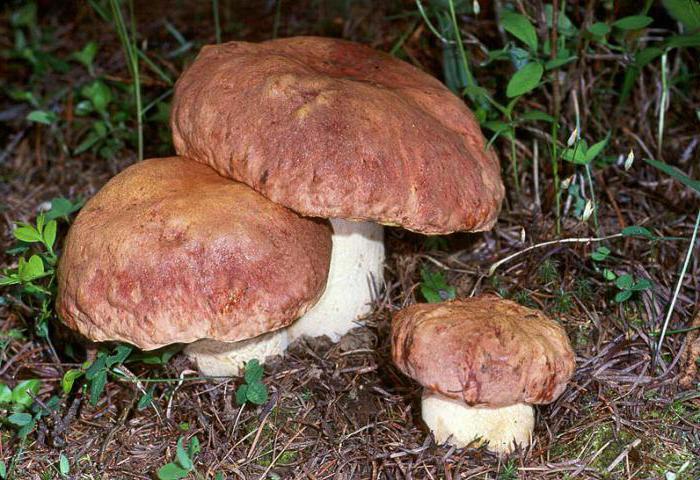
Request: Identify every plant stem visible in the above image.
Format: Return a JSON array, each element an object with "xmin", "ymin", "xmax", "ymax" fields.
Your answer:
[
  {"xmin": 109, "ymin": 0, "xmax": 143, "ymax": 161},
  {"xmin": 272, "ymin": 0, "xmax": 282, "ymax": 39},
  {"xmin": 212, "ymin": 0, "xmax": 221, "ymax": 43},
  {"xmin": 488, "ymin": 233, "xmax": 624, "ymax": 276},
  {"xmin": 655, "ymin": 208, "xmax": 700, "ymax": 366},
  {"xmin": 447, "ymin": 0, "xmax": 474, "ymax": 87}
]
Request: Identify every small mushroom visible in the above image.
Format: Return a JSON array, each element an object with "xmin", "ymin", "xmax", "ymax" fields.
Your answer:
[
  {"xmin": 57, "ymin": 157, "xmax": 331, "ymax": 376},
  {"xmin": 391, "ymin": 296, "xmax": 576, "ymax": 453},
  {"xmin": 171, "ymin": 36, "xmax": 505, "ymax": 342}
]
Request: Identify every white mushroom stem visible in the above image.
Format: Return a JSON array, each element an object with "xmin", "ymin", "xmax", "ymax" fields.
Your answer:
[
  {"xmin": 287, "ymin": 218, "xmax": 385, "ymax": 343},
  {"xmin": 421, "ymin": 392, "xmax": 534, "ymax": 454},
  {"xmin": 184, "ymin": 329, "xmax": 288, "ymax": 377}
]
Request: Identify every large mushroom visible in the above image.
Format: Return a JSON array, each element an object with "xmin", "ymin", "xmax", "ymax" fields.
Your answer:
[
  {"xmin": 57, "ymin": 157, "xmax": 331, "ymax": 376},
  {"xmin": 170, "ymin": 36, "xmax": 504, "ymax": 342},
  {"xmin": 391, "ymin": 296, "xmax": 576, "ymax": 453}
]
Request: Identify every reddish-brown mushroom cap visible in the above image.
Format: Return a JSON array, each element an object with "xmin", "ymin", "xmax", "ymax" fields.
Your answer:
[
  {"xmin": 57, "ymin": 157, "xmax": 332, "ymax": 350},
  {"xmin": 392, "ymin": 296, "xmax": 576, "ymax": 407},
  {"xmin": 170, "ymin": 36, "xmax": 504, "ymax": 234}
]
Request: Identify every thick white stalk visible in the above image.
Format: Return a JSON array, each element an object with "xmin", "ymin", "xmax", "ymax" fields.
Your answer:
[
  {"xmin": 185, "ymin": 329, "xmax": 288, "ymax": 376},
  {"xmin": 421, "ymin": 392, "xmax": 534, "ymax": 454},
  {"xmin": 287, "ymin": 219, "xmax": 385, "ymax": 342}
]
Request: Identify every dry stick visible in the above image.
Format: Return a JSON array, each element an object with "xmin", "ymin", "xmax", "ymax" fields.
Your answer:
[
  {"xmin": 605, "ymin": 438, "xmax": 642, "ymax": 473},
  {"xmin": 487, "ymin": 233, "xmax": 623, "ymax": 276},
  {"xmin": 655, "ymin": 208, "xmax": 700, "ymax": 366},
  {"xmin": 257, "ymin": 425, "xmax": 307, "ymax": 480}
]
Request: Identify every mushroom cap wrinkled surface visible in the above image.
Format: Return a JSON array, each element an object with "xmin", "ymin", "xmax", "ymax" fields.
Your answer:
[
  {"xmin": 57, "ymin": 157, "xmax": 332, "ymax": 350},
  {"xmin": 392, "ymin": 296, "xmax": 576, "ymax": 407},
  {"xmin": 171, "ymin": 36, "xmax": 504, "ymax": 234}
]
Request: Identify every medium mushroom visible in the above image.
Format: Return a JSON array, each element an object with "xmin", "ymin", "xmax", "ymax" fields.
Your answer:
[
  {"xmin": 391, "ymin": 296, "xmax": 576, "ymax": 453},
  {"xmin": 170, "ymin": 36, "xmax": 504, "ymax": 342},
  {"xmin": 57, "ymin": 157, "xmax": 331, "ymax": 376}
]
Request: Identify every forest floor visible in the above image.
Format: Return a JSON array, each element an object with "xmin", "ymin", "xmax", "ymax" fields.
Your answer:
[{"xmin": 1, "ymin": 1, "xmax": 699, "ymax": 479}]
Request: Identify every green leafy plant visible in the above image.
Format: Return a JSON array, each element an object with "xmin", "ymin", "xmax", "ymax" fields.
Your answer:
[
  {"xmin": 0, "ymin": 198, "xmax": 81, "ymax": 338},
  {"xmin": 420, "ymin": 267, "xmax": 456, "ymax": 303},
  {"xmin": 58, "ymin": 453, "xmax": 70, "ymax": 478},
  {"xmin": 235, "ymin": 359, "xmax": 269, "ymax": 406},
  {"xmin": 61, "ymin": 344, "xmax": 133, "ymax": 405},
  {"xmin": 157, "ymin": 436, "xmax": 200, "ymax": 480},
  {"xmin": 0, "ymin": 379, "xmax": 60, "ymax": 438},
  {"xmin": 611, "ymin": 274, "xmax": 653, "ymax": 303}
]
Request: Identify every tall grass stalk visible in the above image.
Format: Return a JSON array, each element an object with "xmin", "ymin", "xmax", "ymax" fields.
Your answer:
[
  {"xmin": 212, "ymin": 0, "xmax": 221, "ymax": 43},
  {"xmin": 109, "ymin": 0, "xmax": 143, "ymax": 161},
  {"xmin": 272, "ymin": 0, "xmax": 283, "ymax": 39},
  {"xmin": 657, "ymin": 52, "xmax": 669, "ymax": 159},
  {"xmin": 446, "ymin": 0, "xmax": 474, "ymax": 88},
  {"xmin": 655, "ymin": 208, "xmax": 700, "ymax": 365}
]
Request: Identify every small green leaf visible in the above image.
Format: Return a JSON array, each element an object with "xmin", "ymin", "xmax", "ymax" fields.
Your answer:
[
  {"xmin": 518, "ymin": 110, "xmax": 555, "ymax": 123},
  {"xmin": 661, "ymin": 0, "xmax": 700, "ymax": 31},
  {"xmin": 8, "ymin": 412, "xmax": 33, "ymax": 426},
  {"xmin": 612, "ymin": 15, "xmax": 653, "ymax": 30},
  {"xmin": 215, "ymin": 473, "xmax": 224, "ymax": 480},
  {"xmin": 46, "ymin": 197, "xmax": 83, "ymax": 221},
  {"xmin": 72, "ymin": 41, "xmax": 99, "ymax": 69},
  {"xmin": 13, "ymin": 226, "xmax": 42, "ymax": 243},
  {"xmin": 59, "ymin": 454, "xmax": 70, "ymax": 476},
  {"xmin": 506, "ymin": 62, "xmax": 544, "ymax": 98},
  {"xmin": 74, "ymin": 130, "xmax": 102, "ymax": 155},
  {"xmin": 19, "ymin": 255, "xmax": 45, "ymax": 282},
  {"xmin": 615, "ymin": 274, "xmax": 634, "ymax": 290},
  {"xmin": 621, "ymin": 226, "xmax": 655, "ymax": 239},
  {"xmin": 10, "ymin": 3, "xmax": 37, "ymax": 27},
  {"xmin": 244, "ymin": 359, "xmax": 264, "ymax": 384},
  {"xmin": 235, "ymin": 384, "xmax": 249, "ymax": 405},
  {"xmin": 43, "ymin": 220, "xmax": 57, "ymax": 250},
  {"xmin": 591, "ymin": 246, "xmax": 611, "ymax": 262},
  {"xmin": 500, "ymin": 11, "xmax": 538, "ymax": 52},
  {"xmin": 0, "ymin": 459, "xmax": 6, "ymax": 479},
  {"xmin": 137, "ymin": 386, "xmax": 155, "ymax": 411},
  {"xmin": 61, "ymin": 369, "xmax": 84, "ymax": 395},
  {"xmin": 81, "ymin": 80, "xmax": 112, "ymax": 114},
  {"xmin": 187, "ymin": 436, "xmax": 200, "ymax": 458},
  {"xmin": 545, "ymin": 56, "xmax": 577, "ymax": 70},
  {"xmin": 588, "ymin": 22, "xmax": 611, "ymax": 37},
  {"xmin": 561, "ymin": 145, "xmax": 589, "ymax": 165},
  {"xmin": 643, "ymin": 158, "xmax": 700, "ymax": 194},
  {"xmin": 12, "ymin": 379, "xmax": 41, "ymax": 408},
  {"xmin": 0, "ymin": 384, "xmax": 12, "ymax": 403},
  {"xmin": 157, "ymin": 463, "xmax": 189, "ymax": 480},
  {"xmin": 106, "ymin": 345, "xmax": 133, "ymax": 367},
  {"xmin": 635, "ymin": 47, "xmax": 664, "ymax": 68},
  {"xmin": 663, "ymin": 32, "xmax": 700, "ymax": 49},
  {"xmin": 89, "ymin": 370, "xmax": 107, "ymax": 406},
  {"xmin": 584, "ymin": 137, "xmax": 609, "ymax": 163},
  {"xmin": 631, "ymin": 279, "xmax": 653, "ymax": 291},
  {"xmin": 420, "ymin": 267, "xmax": 456, "ymax": 303},
  {"xmin": 26, "ymin": 110, "xmax": 57, "ymax": 125},
  {"xmin": 85, "ymin": 355, "xmax": 107, "ymax": 380},
  {"xmin": 603, "ymin": 269, "xmax": 617, "ymax": 281},
  {"xmin": 176, "ymin": 437, "xmax": 192, "ymax": 471},
  {"xmin": 245, "ymin": 382, "xmax": 268, "ymax": 405},
  {"xmin": 614, "ymin": 290, "xmax": 633, "ymax": 303}
]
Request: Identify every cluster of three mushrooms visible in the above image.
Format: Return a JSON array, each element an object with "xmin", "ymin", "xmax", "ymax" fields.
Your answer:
[{"xmin": 57, "ymin": 36, "xmax": 503, "ymax": 376}]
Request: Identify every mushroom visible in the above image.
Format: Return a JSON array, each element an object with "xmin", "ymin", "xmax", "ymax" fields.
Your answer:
[
  {"xmin": 57, "ymin": 157, "xmax": 331, "ymax": 376},
  {"xmin": 391, "ymin": 296, "xmax": 576, "ymax": 453},
  {"xmin": 170, "ymin": 36, "xmax": 505, "ymax": 342}
]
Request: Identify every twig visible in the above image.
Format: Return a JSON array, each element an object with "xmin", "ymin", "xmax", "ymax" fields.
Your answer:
[
  {"xmin": 488, "ymin": 233, "xmax": 623, "ymax": 275},
  {"xmin": 605, "ymin": 438, "xmax": 641, "ymax": 473}
]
